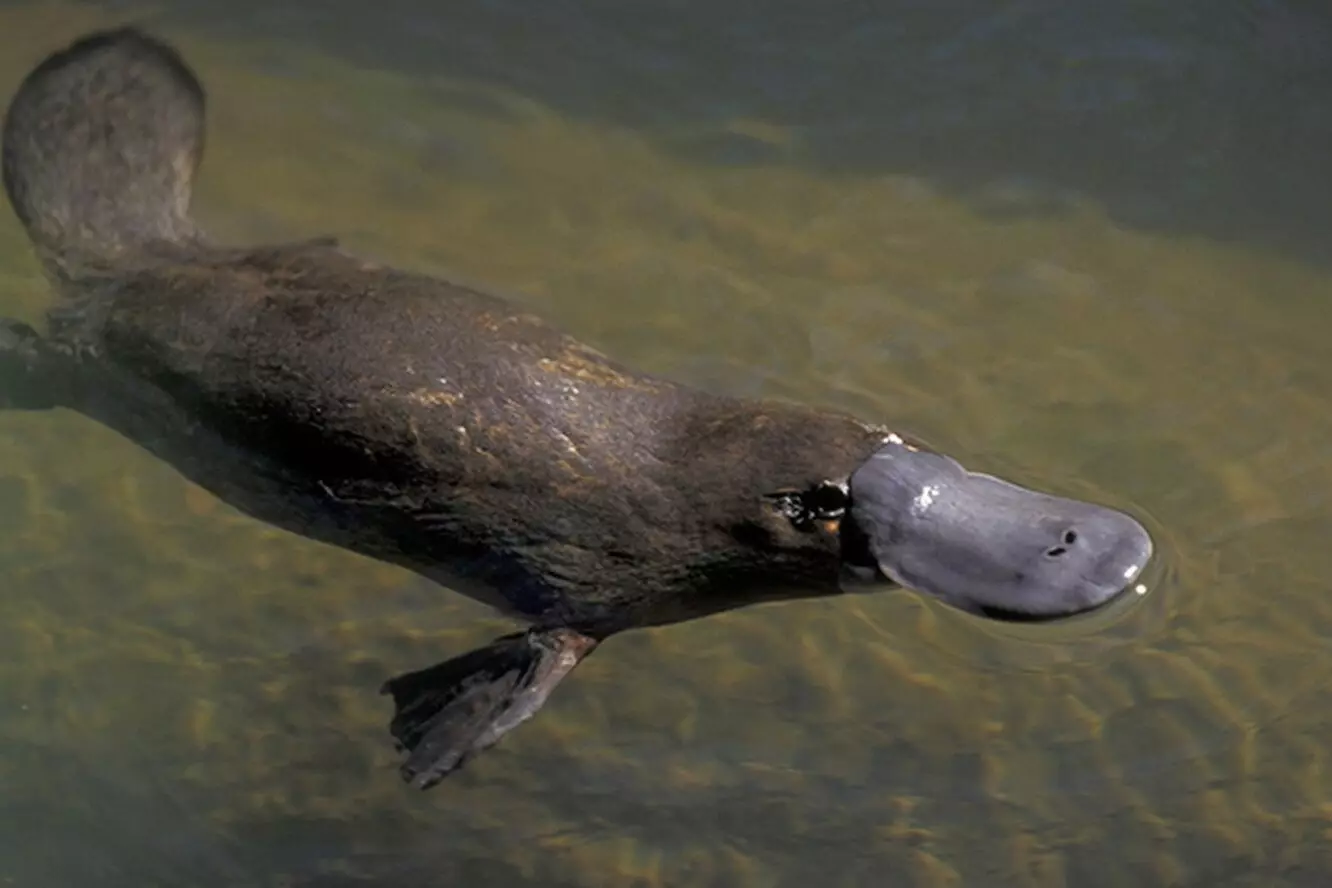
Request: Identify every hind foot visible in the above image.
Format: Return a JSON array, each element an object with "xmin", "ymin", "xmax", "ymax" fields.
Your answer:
[{"xmin": 0, "ymin": 318, "xmax": 62, "ymax": 409}]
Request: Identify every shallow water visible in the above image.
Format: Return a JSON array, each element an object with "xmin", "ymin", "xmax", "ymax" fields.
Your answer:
[{"xmin": 2, "ymin": 0, "xmax": 1332, "ymax": 885}]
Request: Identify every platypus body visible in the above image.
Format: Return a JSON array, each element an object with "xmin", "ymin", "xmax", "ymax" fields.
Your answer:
[{"xmin": 0, "ymin": 29, "xmax": 1153, "ymax": 788}]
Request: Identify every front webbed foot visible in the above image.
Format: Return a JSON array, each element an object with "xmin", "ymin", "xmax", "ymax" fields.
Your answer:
[{"xmin": 381, "ymin": 627, "xmax": 598, "ymax": 789}]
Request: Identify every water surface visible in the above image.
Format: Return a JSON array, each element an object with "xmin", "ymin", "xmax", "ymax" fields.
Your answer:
[{"xmin": 2, "ymin": 1, "xmax": 1332, "ymax": 885}]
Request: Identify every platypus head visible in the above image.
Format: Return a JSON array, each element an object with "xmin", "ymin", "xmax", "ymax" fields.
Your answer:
[
  {"xmin": 736, "ymin": 429, "xmax": 1152, "ymax": 622},
  {"xmin": 831, "ymin": 436, "xmax": 1153, "ymax": 620},
  {"xmin": 680, "ymin": 405, "xmax": 1150, "ymax": 622}
]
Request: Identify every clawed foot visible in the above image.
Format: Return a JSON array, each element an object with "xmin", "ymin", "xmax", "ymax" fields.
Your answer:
[{"xmin": 381, "ymin": 627, "xmax": 598, "ymax": 789}]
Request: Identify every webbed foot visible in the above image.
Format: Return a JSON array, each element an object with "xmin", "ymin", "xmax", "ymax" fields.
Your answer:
[
  {"xmin": 0, "ymin": 318, "xmax": 62, "ymax": 410},
  {"xmin": 381, "ymin": 627, "xmax": 598, "ymax": 789}
]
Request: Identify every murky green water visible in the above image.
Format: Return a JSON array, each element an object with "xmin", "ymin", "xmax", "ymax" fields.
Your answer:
[{"xmin": 3, "ymin": 1, "xmax": 1332, "ymax": 885}]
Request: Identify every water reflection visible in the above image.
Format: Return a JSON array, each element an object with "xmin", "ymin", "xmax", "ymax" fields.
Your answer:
[
  {"xmin": 150, "ymin": 0, "xmax": 1332, "ymax": 269},
  {"xmin": 1, "ymin": 1, "xmax": 1331, "ymax": 886}
]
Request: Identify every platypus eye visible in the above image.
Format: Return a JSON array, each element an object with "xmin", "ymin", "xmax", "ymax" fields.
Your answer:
[
  {"xmin": 804, "ymin": 481, "xmax": 848, "ymax": 518},
  {"xmin": 764, "ymin": 481, "xmax": 848, "ymax": 530}
]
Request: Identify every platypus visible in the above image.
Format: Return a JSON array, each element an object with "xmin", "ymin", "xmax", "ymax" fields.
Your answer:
[{"xmin": 0, "ymin": 28, "xmax": 1153, "ymax": 788}]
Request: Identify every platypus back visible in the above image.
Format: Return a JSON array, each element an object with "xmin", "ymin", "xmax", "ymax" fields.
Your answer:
[{"xmin": 2, "ymin": 27, "xmax": 203, "ymax": 278}]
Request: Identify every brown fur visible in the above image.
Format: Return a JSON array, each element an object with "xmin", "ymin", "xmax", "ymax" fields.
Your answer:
[{"xmin": 1, "ymin": 28, "xmax": 892, "ymax": 637}]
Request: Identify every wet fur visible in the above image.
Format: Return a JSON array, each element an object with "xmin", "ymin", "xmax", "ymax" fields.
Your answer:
[{"xmin": 0, "ymin": 28, "xmax": 891, "ymax": 783}]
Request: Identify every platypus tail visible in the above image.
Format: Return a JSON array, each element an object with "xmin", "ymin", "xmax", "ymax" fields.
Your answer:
[{"xmin": 2, "ymin": 27, "xmax": 204, "ymax": 278}]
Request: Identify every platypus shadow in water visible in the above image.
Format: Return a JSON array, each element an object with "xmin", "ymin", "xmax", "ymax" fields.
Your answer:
[{"xmin": 0, "ymin": 28, "xmax": 1153, "ymax": 789}]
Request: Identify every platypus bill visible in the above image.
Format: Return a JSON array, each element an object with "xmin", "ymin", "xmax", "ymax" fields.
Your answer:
[{"xmin": 0, "ymin": 28, "xmax": 1154, "ymax": 789}]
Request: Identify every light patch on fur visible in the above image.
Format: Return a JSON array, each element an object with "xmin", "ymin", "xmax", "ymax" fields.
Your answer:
[{"xmin": 406, "ymin": 386, "xmax": 462, "ymax": 407}]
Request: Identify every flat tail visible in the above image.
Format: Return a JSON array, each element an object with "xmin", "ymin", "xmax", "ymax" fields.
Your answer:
[
  {"xmin": 381, "ymin": 628, "xmax": 597, "ymax": 789},
  {"xmin": 2, "ymin": 27, "xmax": 204, "ymax": 277}
]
